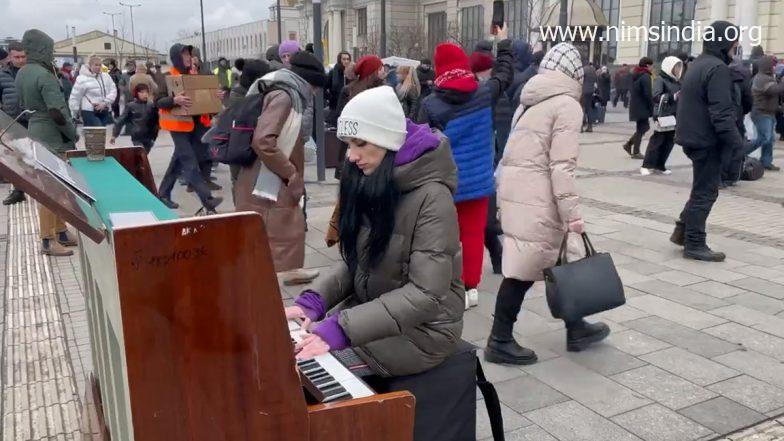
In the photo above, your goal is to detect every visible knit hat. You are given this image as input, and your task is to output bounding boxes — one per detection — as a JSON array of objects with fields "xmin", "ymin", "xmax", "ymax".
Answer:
[
  {"xmin": 470, "ymin": 51, "xmax": 494, "ymax": 73},
  {"xmin": 660, "ymin": 56, "xmax": 683, "ymax": 80},
  {"xmin": 354, "ymin": 55, "xmax": 383, "ymax": 80},
  {"xmin": 434, "ymin": 43, "xmax": 478, "ymax": 93},
  {"xmin": 337, "ymin": 86, "xmax": 407, "ymax": 152},
  {"xmin": 279, "ymin": 40, "xmax": 301, "ymax": 57},
  {"xmin": 289, "ymin": 51, "xmax": 327, "ymax": 87},
  {"xmin": 266, "ymin": 45, "xmax": 282, "ymax": 62},
  {"xmin": 539, "ymin": 43, "xmax": 585, "ymax": 84}
]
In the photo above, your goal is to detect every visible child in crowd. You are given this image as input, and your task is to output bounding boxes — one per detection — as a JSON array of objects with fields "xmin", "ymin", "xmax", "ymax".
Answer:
[{"xmin": 110, "ymin": 83, "xmax": 159, "ymax": 153}]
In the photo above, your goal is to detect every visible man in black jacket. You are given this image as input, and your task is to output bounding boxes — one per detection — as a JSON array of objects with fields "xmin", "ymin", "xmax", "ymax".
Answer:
[
  {"xmin": 670, "ymin": 21, "xmax": 744, "ymax": 262},
  {"xmin": 0, "ymin": 42, "xmax": 28, "ymax": 205}
]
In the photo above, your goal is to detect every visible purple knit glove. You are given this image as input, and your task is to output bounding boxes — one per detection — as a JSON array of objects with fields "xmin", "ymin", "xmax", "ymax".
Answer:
[
  {"xmin": 312, "ymin": 314, "xmax": 351, "ymax": 351},
  {"xmin": 294, "ymin": 290, "xmax": 327, "ymax": 322}
]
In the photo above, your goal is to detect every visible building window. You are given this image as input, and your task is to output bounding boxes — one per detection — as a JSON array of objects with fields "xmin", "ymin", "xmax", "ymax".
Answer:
[
  {"xmin": 505, "ymin": 0, "xmax": 528, "ymax": 40},
  {"xmin": 427, "ymin": 12, "xmax": 447, "ymax": 57},
  {"xmin": 597, "ymin": 0, "xmax": 620, "ymax": 63},
  {"xmin": 460, "ymin": 5, "xmax": 484, "ymax": 54},
  {"xmin": 357, "ymin": 8, "xmax": 367, "ymax": 37},
  {"xmin": 647, "ymin": 0, "xmax": 696, "ymax": 61},
  {"xmin": 104, "ymin": 42, "xmax": 112, "ymax": 50}
]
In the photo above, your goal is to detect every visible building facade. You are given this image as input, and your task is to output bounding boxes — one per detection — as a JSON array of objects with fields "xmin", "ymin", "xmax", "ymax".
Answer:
[
  {"xmin": 174, "ymin": 5, "xmax": 301, "ymax": 67},
  {"xmin": 176, "ymin": 0, "xmax": 783, "ymax": 68},
  {"xmin": 613, "ymin": 0, "xmax": 783, "ymax": 64},
  {"xmin": 295, "ymin": 0, "xmax": 782, "ymax": 66},
  {"xmin": 53, "ymin": 31, "xmax": 164, "ymax": 67}
]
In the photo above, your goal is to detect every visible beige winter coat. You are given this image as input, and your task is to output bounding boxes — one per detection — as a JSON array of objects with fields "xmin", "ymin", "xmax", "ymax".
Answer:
[{"xmin": 499, "ymin": 69, "xmax": 583, "ymax": 281}]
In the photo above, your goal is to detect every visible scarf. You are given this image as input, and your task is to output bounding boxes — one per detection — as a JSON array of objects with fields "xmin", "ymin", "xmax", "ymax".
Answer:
[{"xmin": 246, "ymin": 69, "xmax": 312, "ymax": 200}]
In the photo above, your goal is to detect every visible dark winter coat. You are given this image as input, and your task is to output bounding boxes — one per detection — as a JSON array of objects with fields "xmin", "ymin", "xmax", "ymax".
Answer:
[
  {"xmin": 0, "ymin": 65, "xmax": 24, "ymax": 120},
  {"xmin": 416, "ymin": 65, "xmax": 435, "ymax": 97},
  {"xmin": 15, "ymin": 29, "xmax": 77, "ymax": 153},
  {"xmin": 495, "ymin": 41, "xmax": 533, "ymax": 155},
  {"xmin": 598, "ymin": 71, "xmax": 612, "ymax": 103},
  {"xmin": 751, "ymin": 56, "xmax": 784, "ymax": 116},
  {"xmin": 729, "ymin": 61, "xmax": 753, "ymax": 135},
  {"xmin": 112, "ymin": 99, "xmax": 158, "ymax": 142},
  {"xmin": 417, "ymin": 39, "xmax": 514, "ymax": 202},
  {"xmin": 675, "ymin": 21, "xmax": 744, "ymax": 153},
  {"xmin": 652, "ymin": 72, "xmax": 680, "ymax": 118},
  {"xmin": 325, "ymin": 65, "xmax": 348, "ymax": 111},
  {"xmin": 582, "ymin": 65, "xmax": 598, "ymax": 95},
  {"xmin": 313, "ymin": 132, "xmax": 463, "ymax": 377},
  {"xmin": 629, "ymin": 67, "xmax": 653, "ymax": 121}
]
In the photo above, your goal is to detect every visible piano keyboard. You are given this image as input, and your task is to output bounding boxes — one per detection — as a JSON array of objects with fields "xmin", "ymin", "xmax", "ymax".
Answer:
[{"xmin": 289, "ymin": 320, "xmax": 375, "ymax": 403}]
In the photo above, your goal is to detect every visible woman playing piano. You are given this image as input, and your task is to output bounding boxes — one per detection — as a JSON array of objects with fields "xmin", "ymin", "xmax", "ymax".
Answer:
[{"xmin": 285, "ymin": 85, "xmax": 465, "ymax": 377}]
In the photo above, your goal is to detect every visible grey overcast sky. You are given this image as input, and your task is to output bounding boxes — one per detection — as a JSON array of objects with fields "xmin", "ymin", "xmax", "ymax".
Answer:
[{"xmin": 4, "ymin": 0, "xmax": 271, "ymax": 52}]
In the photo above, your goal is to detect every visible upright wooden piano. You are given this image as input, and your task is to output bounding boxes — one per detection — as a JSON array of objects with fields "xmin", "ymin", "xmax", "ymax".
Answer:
[{"xmin": 0, "ymin": 112, "xmax": 415, "ymax": 441}]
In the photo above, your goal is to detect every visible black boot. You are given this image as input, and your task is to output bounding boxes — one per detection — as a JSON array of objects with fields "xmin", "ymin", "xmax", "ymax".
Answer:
[
  {"xmin": 485, "ymin": 336, "xmax": 538, "ymax": 365},
  {"xmin": 3, "ymin": 189, "xmax": 26, "ymax": 205},
  {"xmin": 201, "ymin": 196, "xmax": 224, "ymax": 214},
  {"xmin": 670, "ymin": 221, "xmax": 685, "ymax": 246},
  {"xmin": 684, "ymin": 246, "xmax": 726, "ymax": 262},
  {"xmin": 160, "ymin": 197, "xmax": 179, "ymax": 209},
  {"xmin": 623, "ymin": 142, "xmax": 633, "ymax": 156},
  {"xmin": 485, "ymin": 279, "xmax": 538, "ymax": 365},
  {"xmin": 566, "ymin": 320, "xmax": 610, "ymax": 352}
]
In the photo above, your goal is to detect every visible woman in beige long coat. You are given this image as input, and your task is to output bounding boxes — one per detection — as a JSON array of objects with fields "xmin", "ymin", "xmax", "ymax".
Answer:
[{"xmin": 484, "ymin": 43, "xmax": 610, "ymax": 366}]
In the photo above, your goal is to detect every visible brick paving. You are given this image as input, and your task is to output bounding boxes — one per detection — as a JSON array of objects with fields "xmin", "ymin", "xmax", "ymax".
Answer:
[{"xmin": 2, "ymin": 105, "xmax": 784, "ymax": 439}]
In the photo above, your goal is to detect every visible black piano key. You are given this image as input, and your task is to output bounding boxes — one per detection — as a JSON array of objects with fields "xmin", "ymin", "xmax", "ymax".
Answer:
[
  {"xmin": 297, "ymin": 359, "xmax": 318, "ymax": 367},
  {"xmin": 316, "ymin": 380, "xmax": 339, "ymax": 390},
  {"xmin": 322, "ymin": 388, "xmax": 351, "ymax": 403},
  {"xmin": 301, "ymin": 364, "xmax": 324, "ymax": 373},
  {"xmin": 310, "ymin": 372, "xmax": 332, "ymax": 382},
  {"xmin": 320, "ymin": 383, "xmax": 346, "ymax": 395}
]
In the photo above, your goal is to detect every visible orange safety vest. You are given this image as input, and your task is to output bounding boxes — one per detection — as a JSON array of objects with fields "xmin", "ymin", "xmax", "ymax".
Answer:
[{"xmin": 159, "ymin": 67, "xmax": 213, "ymax": 132}]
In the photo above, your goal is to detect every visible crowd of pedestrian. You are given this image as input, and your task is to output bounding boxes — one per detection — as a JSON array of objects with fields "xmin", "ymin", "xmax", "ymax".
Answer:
[{"xmin": 2, "ymin": 20, "xmax": 783, "ymax": 388}]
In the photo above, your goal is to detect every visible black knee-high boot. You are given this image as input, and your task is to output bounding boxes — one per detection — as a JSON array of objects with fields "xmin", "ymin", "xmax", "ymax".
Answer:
[{"xmin": 485, "ymin": 278, "xmax": 538, "ymax": 365}]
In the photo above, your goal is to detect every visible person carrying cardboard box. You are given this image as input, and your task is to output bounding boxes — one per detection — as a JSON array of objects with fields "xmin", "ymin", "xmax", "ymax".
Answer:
[{"xmin": 156, "ymin": 43, "xmax": 223, "ymax": 213}]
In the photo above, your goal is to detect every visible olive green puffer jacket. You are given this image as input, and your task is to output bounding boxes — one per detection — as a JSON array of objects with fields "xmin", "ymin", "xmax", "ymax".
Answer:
[
  {"xmin": 15, "ymin": 29, "xmax": 77, "ymax": 153},
  {"xmin": 313, "ymin": 133, "xmax": 464, "ymax": 377}
]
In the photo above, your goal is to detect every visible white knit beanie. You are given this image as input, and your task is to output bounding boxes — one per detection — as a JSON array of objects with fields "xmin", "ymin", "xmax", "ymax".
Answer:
[{"xmin": 337, "ymin": 86, "xmax": 407, "ymax": 151}]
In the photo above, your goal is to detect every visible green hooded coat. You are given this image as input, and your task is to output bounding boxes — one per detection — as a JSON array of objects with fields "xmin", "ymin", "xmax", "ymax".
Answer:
[{"xmin": 15, "ymin": 29, "xmax": 77, "ymax": 153}]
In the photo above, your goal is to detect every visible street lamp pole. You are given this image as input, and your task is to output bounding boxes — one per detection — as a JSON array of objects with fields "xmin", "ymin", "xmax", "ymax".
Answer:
[
  {"xmin": 559, "ymin": 0, "xmax": 569, "ymax": 28},
  {"xmin": 199, "ymin": 0, "xmax": 208, "ymax": 62},
  {"xmin": 313, "ymin": 0, "xmax": 325, "ymax": 181},
  {"xmin": 119, "ymin": 2, "xmax": 141, "ymax": 58},
  {"xmin": 380, "ymin": 0, "xmax": 387, "ymax": 57},
  {"xmin": 103, "ymin": 12, "xmax": 122, "ymax": 61},
  {"xmin": 277, "ymin": 0, "xmax": 283, "ymax": 44}
]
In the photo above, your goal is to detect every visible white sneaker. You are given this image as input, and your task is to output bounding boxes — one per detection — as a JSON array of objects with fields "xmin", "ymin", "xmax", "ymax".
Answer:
[
  {"xmin": 640, "ymin": 167, "xmax": 652, "ymax": 176},
  {"xmin": 661, "ymin": 169, "xmax": 672, "ymax": 175},
  {"xmin": 280, "ymin": 268, "xmax": 320, "ymax": 286},
  {"xmin": 464, "ymin": 288, "xmax": 479, "ymax": 310}
]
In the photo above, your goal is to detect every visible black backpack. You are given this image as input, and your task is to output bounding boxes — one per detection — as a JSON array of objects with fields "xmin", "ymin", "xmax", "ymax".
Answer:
[
  {"xmin": 208, "ymin": 91, "xmax": 266, "ymax": 165},
  {"xmin": 741, "ymin": 156, "xmax": 765, "ymax": 181}
]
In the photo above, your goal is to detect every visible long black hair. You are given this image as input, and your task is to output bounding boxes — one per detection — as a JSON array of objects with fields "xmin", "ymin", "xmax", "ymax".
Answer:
[
  {"xmin": 336, "ymin": 51, "xmax": 352, "ymax": 72},
  {"xmin": 338, "ymin": 151, "xmax": 400, "ymax": 273}
]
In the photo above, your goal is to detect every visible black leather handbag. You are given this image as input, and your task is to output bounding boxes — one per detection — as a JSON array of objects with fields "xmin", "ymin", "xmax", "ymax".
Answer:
[{"xmin": 544, "ymin": 233, "xmax": 626, "ymax": 323}]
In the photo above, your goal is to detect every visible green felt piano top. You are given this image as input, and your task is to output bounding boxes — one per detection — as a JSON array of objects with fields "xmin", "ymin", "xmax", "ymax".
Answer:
[{"xmin": 70, "ymin": 157, "xmax": 177, "ymax": 233}]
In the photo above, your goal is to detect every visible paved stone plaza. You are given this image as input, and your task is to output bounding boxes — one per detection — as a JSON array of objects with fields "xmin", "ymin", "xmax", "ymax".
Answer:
[{"xmin": 2, "ymin": 105, "xmax": 784, "ymax": 440}]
